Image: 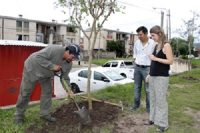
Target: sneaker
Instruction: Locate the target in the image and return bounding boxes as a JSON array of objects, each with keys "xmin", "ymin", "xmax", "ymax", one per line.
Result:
[
  {"xmin": 144, "ymin": 120, "xmax": 154, "ymax": 125},
  {"xmin": 41, "ymin": 115, "xmax": 56, "ymax": 122},
  {"xmin": 149, "ymin": 121, "xmax": 154, "ymax": 125},
  {"xmin": 130, "ymin": 107, "xmax": 138, "ymax": 111},
  {"xmin": 156, "ymin": 126, "xmax": 169, "ymax": 132}
]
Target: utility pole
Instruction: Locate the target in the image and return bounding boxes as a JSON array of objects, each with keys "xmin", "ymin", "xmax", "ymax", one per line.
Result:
[
  {"xmin": 168, "ymin": 9, "xmax": 171, "ymax": 40},
  {"xmin": 161, "ymin": 11, "xmax": 164, "ymax": 29},
  {"xmin": 153, "ymin": 7, "xmax": 171, "ymax": 41}
]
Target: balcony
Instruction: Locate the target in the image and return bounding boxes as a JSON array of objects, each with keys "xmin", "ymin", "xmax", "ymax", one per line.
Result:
[
  {"xmin": 66, "ymin": 32, "xmax": 76, "ymax": 36},
  {"xmin": 16, "ymin": 27, "xmax": 22, "ymax": 32}
]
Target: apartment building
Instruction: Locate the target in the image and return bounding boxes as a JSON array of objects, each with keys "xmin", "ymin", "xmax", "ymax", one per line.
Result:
[
  {"xmin": 83, "ymin": 28, "xmax": 137, "ymax": 55},
  {"xmin": 0, "ymin": 15, "xmax": 80, "ymax": 45}
]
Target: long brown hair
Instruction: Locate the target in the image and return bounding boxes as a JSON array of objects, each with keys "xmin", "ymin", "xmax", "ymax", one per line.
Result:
[{"xmin": 150, "ymin": 25, "xmax": 167, "ymax": 48}]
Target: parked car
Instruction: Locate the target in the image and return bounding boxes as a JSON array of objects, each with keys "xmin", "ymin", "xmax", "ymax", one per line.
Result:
[
  {"xmin": 101, "ymin": 60, "xmax": 135, "ymax": 79},
  {"xmin": 69, "ymin": 67, "xmax": 134, "ymax": 93}
]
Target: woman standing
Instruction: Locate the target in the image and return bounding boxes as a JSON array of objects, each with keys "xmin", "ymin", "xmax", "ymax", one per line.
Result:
[{"xmin": 148, "ymin": 25, "xmax": 173, "ymax": 132}]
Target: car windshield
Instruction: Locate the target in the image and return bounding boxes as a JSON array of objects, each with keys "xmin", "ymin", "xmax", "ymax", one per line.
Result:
[
  {"xmin": 124, "ymin": 61, "xmax": 133, "ymax": 66},
  {"xmin": 103, "ymin": 70, "xmax": 125, "ymax": 81}
]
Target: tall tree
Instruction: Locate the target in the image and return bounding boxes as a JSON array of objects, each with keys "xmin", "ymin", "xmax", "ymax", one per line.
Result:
[
  {"xmin": 176, "ymin": 11, "xmax": 200, "ymax": 55},
  {"xmin": 171, "ymin": 37, "xmax": 188, "ymax": 56},
  {"xmin": 56, "ymin": 0, "xmax": 123, "ymax": 110}
]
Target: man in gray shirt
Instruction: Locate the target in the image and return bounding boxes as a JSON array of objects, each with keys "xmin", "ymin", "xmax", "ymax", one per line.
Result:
[{"xmin": 14, "ymin": 44, "xmax": 80, "ymax": 124}]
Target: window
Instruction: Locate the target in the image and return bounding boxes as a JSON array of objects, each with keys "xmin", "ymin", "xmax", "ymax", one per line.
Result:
[
  {"xmin": 124, "ymin": 61, "xmax": 133, "ymax": 66},
  {"xmin": 66, "ymin": 38, "xmax": 75, "ymax": 43},
  {"xmin": 36, "ymin": 32, "xmax": 44, "ymax": 42},
  {"xmin": 24, "ymin": 22, "xmax": 29, "ymax": 32},
  {"xmin": 111, "ymin": 62, "xmax": 118, "ymax": 67},
  {"xmin": 16, "ymin": 21, "xmax": 22, "ymax": 28},
  {"xmin": 107, "ymin": 31, "xmax": 113, "ymax": 39},
  {"xmin": 16, "ymin": 21, "xmax": 22, "ymax": 32},
  {"xmin": 17, "ymin": 34, "xmax": 22, "ymax": 40},
  {"xmin": 24, "ymin": 22, "xmax": 29, "ymax": 28},
  {"xmin": 94, "ymin": 71, "xmax": 107, "ymax": 81},
  {"xmin": 102, "ymin": 62, "xmax": 111, "ymax": 67},
  {"xmin": 67, "ymin": 27, "xmax": 75, "ymax": 32},
  {"xmin": 23, "ymin": 35, "xmax": 29, "ymax": 41},
  {"xmin": 116, "ymin": 34, "xmax": 120, "ymax": 40},
  {"xmin": 78, "ymin": 70, "xmax": 88, "ymax": 78}
]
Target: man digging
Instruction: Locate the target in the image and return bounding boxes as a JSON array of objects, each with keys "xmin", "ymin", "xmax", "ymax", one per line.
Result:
[{"xmin": 14, "ymin": 44, "xmax": 80, "ymax": 124}]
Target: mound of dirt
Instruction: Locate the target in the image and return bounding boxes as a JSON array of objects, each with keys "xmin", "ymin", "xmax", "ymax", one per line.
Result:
[{"xmin": 25, "ymin": 101, "xmax": 121, "ymax": 133}]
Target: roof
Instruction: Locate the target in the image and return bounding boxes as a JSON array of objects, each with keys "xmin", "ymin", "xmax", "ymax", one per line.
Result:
[
  {"xmin": 84, "ymin": 28, "xmax": 132, "ymax": 34},
  {"xmin": 0, "ymin": 15, "xmax": 78, "ymax": 27},
  {"xmin": 194, "ymin": 43, "xmax": 200, "ymax": 49},
  {"xmin": 0, "ymin": 40, "xmax": 47, "ymax": 47}
]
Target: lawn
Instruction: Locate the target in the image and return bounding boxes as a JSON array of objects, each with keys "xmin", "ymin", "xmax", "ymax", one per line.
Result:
[{"xmin": 0, "ymin": 59, "xmax": 200, "ymax": 132}]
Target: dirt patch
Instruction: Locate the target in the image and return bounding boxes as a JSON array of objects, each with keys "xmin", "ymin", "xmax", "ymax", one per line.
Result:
[
  {"xmin": 113, "ymin": 113, "xmax": 151, "ymax": 133},
  {"xmin": 182, "ymin": 76, "xmax": 199, "ymax": 81},
  {"xmin": 170, "ymin": 84, "xmax": 193, "ymax": 89},
  {"xmin": 25, "ymin": 101, "xmax": 121, "ymax": 133},
  {"xmin": 184, "ymin": 107, "xmax": 200, "ymax": 130}
]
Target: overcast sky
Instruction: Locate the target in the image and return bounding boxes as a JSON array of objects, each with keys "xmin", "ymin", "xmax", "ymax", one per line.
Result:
[{"xmin": 0, "ymin": 0, "xmax": 199, "ymax": 38}]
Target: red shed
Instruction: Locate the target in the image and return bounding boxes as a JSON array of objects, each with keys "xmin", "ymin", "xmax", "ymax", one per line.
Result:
[{"xmin": 0, "ymin": 40, "xmax": 54, "ymax": 108}]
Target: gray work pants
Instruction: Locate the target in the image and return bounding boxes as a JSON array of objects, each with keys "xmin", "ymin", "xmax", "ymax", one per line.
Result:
[
  {"xmin": 149, "ymin": 76, "xmax": 169, "ymax": 128},
  {"xmin": 15, "ymin": 70, "xmax": 53, "ymax": 118}
]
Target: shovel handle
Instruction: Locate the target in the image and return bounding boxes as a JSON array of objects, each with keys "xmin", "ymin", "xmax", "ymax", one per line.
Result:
[
  {"xmin": 70, "ymin": 97, "xmax": 81, "ymax": 110},
  {"xmin": 60, "ymin": 77, "xmax": 81, "ymax": 110}
]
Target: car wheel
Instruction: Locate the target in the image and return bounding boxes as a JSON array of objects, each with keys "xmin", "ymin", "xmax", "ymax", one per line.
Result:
[
  {"xmin": 120, "ymin": 73, "xmax": 127, "ymax": 78},
  {"xmin": 71, "ymin": 83, "xmax": 80, "ymax": 93}
]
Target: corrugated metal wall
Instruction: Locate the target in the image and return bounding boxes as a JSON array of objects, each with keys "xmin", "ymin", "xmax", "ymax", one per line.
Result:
[{"xmin": 0, "ymin": 45, "xmax": 45, "ymax": 107}]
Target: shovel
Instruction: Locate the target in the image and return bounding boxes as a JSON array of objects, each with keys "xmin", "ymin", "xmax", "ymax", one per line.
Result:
[{"xmin": 55, "ymin": 70, "xmax": 91, "ymax": 125}]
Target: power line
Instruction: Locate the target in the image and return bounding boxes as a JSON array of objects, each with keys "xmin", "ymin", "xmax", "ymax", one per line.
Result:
[{"xmin": 117, "ymin": 0, "xmax": 159, "ymax": 14}]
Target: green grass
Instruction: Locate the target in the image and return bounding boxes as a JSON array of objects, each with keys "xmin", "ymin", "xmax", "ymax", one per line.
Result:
[
  {"xmin": 91, "ymin": 83, "xmax": 134, "ymax": 107},
  {"xmin": 0, "ymin": 99, "xmax": 66, "ymax": 133},
  {"xmin": 191, "ymin": 59, "xmax": 200, "ymax": 68},
  {"xmin": 92, "ymin": 58, "xmax": 111, "ymax": 65}
]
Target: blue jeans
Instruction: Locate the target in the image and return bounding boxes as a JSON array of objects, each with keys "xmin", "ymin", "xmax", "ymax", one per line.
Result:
[{"xmin": 132, "ymin": 66, "xmax": 150, "ymax": 112}]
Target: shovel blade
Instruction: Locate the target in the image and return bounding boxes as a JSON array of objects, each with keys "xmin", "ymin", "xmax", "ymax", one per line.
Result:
[{"xmin": 74, "ymin": 106, "xmax": 91, "ymax": 125}]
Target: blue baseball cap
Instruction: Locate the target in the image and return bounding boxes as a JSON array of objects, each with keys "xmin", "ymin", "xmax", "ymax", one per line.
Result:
[{"xmin": 67, "ymin": 44, "xmax": 80, "ymax": 59}]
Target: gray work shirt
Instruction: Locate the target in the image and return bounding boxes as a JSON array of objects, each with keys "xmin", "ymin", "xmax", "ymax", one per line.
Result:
[{"xmin": 24, "ymin": 45, "xmax": 66, "ymax": 82}]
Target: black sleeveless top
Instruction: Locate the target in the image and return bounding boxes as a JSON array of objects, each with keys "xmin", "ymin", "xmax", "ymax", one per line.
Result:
[{"xmin": 149, "ymin": 45, "xmax": 170, "ymax": 76}]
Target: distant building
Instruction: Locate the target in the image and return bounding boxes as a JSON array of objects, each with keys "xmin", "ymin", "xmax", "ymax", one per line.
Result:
[
  {"xmin": 193, "ymin": 42, "xmax": 200, "ymax": 57},
  {"xmin": 83, "ymin": 28, "xmax": 137, "ymax": 56},
  {"xmin": 0, "ymin": 15, "xmax": 81, "ymax": 45}
]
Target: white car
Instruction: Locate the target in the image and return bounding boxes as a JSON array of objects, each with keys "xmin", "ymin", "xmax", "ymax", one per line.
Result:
[
  {"xmin": 101, "ymin": 60, "xmax": 135, "ymax": 79},
  {"xmin": 69, "ymin": 67, "xmax": 134, "ymax": 93}
]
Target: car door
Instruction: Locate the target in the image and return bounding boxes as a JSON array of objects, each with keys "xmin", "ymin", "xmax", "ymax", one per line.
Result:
[
  {"xmin": 76, "ymin": 70, "xmax": 88, "ymax": 92},
  {"xmin": 91, "ymin": 71, "xmax": 111, "ymax": 91}
]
